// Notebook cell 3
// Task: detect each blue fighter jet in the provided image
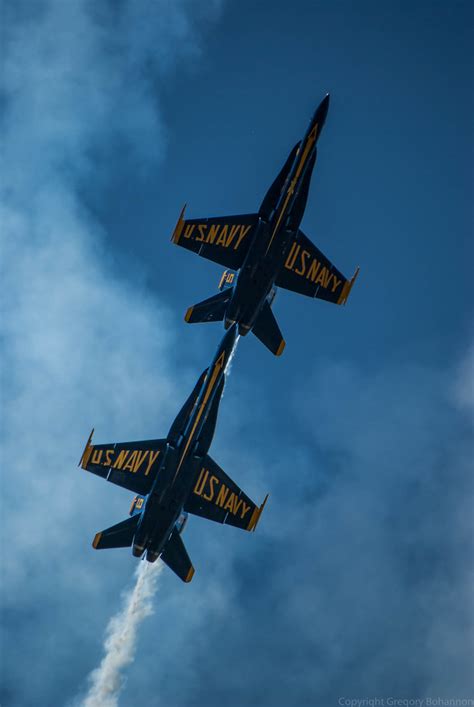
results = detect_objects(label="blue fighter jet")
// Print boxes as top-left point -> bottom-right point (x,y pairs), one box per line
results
171,94 -> 359,356
79,325 -> 267,582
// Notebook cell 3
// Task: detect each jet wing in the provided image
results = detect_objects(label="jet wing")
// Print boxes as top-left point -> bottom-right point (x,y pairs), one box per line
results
78,430 -> 167,496
184,454 -> 268,532
275,229 -> 359,305
171,207 -> 259,270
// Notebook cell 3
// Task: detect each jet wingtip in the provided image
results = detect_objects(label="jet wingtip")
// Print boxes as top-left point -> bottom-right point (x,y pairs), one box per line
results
275,339 -> 286,357
78,428 -> 94,468
92,532 -> 102,549
185,566 -> 195,583
255,493 -> 269,531
337,266 -> 360,306
248,493 -> 269,532
171,204 -> 187,244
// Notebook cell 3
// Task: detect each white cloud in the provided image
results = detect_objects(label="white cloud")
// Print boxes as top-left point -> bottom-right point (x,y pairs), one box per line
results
452,343 -> 474,415
2,1 -> 472,705
0,2 -> 222,705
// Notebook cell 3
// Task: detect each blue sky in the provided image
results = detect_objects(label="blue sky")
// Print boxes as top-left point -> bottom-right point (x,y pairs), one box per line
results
1,1 -> 473,706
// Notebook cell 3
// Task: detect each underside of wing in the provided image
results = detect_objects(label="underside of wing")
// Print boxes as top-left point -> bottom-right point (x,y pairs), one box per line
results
78,430 -> 167,496
276,229 -> 359,305
171,206 -> 259,270
184,454 -> 267,532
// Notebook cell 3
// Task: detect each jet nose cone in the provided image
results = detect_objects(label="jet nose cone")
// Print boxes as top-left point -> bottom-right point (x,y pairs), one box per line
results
316,93 -> 330,121
309,93 -> 330,139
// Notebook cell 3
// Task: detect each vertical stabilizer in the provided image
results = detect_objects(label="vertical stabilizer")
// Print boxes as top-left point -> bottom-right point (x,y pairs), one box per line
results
160,530 -> 195,583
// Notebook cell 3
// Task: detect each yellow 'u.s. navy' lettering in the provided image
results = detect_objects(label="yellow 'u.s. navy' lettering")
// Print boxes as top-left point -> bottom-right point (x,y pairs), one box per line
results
284,242 -> 342,294
133,450 -> 148,473
193,468 -> 208,497
144,450 -> 160,475
193,466 -> 252,520
216,483 -> 229,507
87,447 -> 161,475
91,448 -> 103,465
203,474 -> 218,502
112,449 -> 129,469
104,448 -> 114,466
183,222 -> 252,250
123,450 -> 138,472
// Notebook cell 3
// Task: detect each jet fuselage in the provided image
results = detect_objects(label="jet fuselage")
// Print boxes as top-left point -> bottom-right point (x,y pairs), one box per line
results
132,324 -> 237,561
225,95 -> 329,333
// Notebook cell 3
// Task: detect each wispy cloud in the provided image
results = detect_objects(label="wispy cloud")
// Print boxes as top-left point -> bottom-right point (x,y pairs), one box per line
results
1,2 -> 221,705
2,2 -> 472,706
173,355 -> 474,706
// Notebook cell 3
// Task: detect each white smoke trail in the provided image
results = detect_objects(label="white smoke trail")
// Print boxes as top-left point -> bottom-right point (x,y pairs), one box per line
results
224,334 -> 241,377
79,331 -> 240,706
81,560 -> 164,707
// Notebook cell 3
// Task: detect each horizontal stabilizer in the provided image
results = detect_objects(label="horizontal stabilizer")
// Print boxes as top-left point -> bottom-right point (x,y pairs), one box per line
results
185,289 -> 231,325
161,530 -> 194,583
252,300 -> 285,356
92,514 -> 139,550
185,454 -> 267,532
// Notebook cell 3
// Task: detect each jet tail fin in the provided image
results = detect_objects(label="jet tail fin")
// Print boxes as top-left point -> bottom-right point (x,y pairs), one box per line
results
92,514 -> 139,550
184,288 -> 231,324
252,300 -> 285,356
161,529 -> 195,583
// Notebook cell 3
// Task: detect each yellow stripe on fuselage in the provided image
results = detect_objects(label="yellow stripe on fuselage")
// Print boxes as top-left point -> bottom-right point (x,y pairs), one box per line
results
171,351 -> 226,483
264,123 -> 319,256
